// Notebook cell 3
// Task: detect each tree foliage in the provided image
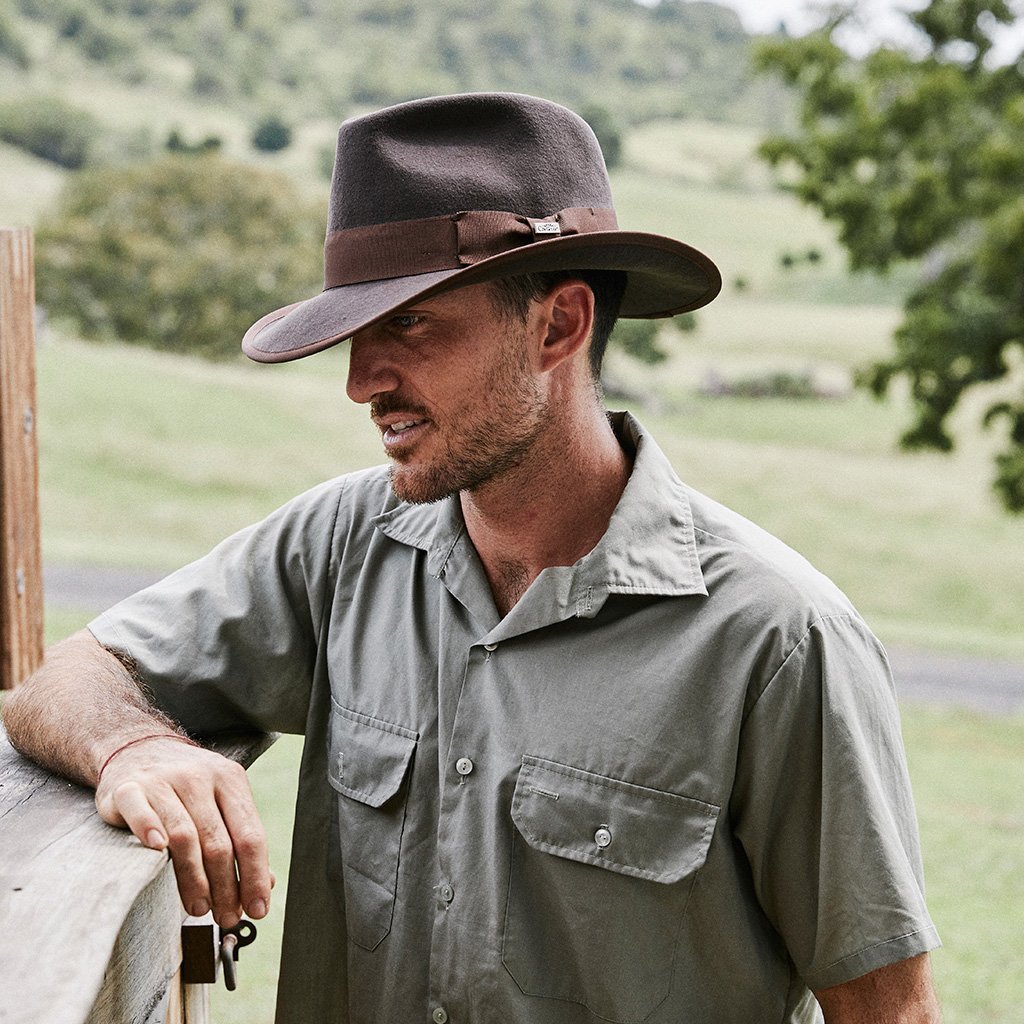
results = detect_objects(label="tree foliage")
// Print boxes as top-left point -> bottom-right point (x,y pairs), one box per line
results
35,155 -> 323,359
755,0 -> 1024,511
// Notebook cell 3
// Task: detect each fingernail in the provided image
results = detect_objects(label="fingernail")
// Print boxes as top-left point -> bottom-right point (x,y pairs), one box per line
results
145,829 -> 167,850
249,898 -> 268,918
191,899 -> 210,917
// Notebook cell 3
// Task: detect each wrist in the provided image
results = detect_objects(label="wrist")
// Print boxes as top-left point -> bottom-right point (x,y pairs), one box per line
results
97,732 -> 198,785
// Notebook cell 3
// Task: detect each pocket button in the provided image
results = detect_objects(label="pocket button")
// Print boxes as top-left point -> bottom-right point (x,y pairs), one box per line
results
594,825 -> 612,849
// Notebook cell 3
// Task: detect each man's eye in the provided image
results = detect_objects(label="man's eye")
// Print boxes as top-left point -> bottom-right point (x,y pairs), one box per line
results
393,314 -> 421,329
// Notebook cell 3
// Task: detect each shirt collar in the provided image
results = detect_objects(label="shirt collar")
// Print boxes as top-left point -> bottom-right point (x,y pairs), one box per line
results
371,412 -> 707,624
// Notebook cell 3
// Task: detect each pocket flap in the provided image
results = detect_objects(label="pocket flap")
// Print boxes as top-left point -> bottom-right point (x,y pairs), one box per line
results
328,702 -> 418,807
511,756 -> 719,884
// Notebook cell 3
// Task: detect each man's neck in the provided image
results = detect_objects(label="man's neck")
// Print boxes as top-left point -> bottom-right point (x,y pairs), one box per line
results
460,406 -> 632,617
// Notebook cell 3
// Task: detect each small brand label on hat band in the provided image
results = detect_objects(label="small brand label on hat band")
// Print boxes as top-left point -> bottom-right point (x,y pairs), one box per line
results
532,221 -> 561,236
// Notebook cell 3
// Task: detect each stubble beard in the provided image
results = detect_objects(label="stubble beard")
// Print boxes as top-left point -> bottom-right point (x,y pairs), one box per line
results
387,342 -> 548,506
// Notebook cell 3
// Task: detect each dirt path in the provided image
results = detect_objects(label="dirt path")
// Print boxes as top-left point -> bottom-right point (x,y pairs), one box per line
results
43,564 -> 1024,715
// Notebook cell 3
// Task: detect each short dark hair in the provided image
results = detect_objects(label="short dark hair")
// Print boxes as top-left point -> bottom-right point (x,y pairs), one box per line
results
489,269 -> 627,380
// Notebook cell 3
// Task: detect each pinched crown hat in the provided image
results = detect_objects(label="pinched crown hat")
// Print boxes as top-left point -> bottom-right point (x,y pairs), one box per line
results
242,92 -> 722,363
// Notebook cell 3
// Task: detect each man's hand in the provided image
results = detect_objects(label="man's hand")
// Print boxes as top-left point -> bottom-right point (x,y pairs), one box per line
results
4,629 -> 274,929
95,735 -> 273,928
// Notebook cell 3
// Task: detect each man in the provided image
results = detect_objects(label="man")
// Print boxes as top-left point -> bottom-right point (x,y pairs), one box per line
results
6,93 -> 941,1023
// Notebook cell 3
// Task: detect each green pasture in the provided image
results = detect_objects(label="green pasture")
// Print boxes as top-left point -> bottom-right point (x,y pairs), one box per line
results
14,116 -> 1024,1020
36,321 -> 1024,660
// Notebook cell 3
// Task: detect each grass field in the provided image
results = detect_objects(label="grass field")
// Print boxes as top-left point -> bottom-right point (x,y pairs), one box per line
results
15,116 -> 1024,1020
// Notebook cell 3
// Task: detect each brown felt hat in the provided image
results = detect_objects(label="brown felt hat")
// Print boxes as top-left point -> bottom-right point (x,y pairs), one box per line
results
242,92 -> 722,363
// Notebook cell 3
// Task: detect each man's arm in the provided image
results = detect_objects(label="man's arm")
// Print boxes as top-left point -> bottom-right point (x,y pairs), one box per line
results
815,953 -> 942,1023
3,629 -> 272,928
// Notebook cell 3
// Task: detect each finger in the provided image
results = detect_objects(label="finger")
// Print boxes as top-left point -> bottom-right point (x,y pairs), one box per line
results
189,794 -> 245,929
96,779 -> 170,852
147,787 -> 217,919
215,763 -> 272,920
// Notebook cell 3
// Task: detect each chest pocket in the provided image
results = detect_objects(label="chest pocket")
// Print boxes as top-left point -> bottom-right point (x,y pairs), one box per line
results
327,701 -> 418,951
503,756 -> 719,1024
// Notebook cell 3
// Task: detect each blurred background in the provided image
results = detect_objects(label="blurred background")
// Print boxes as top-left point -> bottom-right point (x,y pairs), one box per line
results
1,0 -> 1021,1019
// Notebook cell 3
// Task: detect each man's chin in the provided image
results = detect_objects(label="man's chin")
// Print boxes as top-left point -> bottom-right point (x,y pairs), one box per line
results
388,464 -> 456,505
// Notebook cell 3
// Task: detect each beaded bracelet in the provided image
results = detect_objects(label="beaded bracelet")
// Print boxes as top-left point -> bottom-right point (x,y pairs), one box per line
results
97,733 -> 198,784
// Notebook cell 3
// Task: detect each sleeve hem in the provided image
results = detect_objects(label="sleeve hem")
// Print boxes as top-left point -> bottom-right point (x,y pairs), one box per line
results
804,924 -> 942,991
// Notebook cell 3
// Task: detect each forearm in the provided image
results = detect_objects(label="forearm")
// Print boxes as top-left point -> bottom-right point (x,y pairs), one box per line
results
4,628 -> 182,787
5,628 -> 272,927
815,953 -> 942,1023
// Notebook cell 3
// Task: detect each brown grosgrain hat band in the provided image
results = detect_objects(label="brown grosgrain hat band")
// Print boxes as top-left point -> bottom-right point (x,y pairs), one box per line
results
324,207 -> 619,287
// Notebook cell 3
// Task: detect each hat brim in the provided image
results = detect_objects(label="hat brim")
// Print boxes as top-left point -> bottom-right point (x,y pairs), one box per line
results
241,231 -> 721,364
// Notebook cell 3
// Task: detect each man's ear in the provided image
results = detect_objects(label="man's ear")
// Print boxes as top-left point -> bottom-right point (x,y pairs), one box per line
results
534,280 -> 595,373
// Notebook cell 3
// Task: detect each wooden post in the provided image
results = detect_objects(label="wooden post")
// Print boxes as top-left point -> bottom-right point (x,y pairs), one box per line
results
0,226 -> 44,689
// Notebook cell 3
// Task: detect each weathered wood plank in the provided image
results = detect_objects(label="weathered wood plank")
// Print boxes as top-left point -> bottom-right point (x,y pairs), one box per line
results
0,227 -> 44,690
0,728 -> 275,1024
85,867 -> 183,1024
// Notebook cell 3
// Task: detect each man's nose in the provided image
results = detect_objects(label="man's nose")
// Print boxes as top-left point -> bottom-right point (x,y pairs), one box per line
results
346,332 -> 400,404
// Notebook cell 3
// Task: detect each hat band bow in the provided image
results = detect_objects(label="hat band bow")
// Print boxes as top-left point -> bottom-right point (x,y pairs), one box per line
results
323,207 -> 618,288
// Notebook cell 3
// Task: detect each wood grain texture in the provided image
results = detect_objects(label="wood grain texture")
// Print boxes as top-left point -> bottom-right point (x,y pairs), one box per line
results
0,728 -> 274,1023
0,227 -> 44,690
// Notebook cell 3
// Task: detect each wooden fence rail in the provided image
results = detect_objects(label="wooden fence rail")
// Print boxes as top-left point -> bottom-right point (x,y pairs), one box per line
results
0,727 -> 276,1023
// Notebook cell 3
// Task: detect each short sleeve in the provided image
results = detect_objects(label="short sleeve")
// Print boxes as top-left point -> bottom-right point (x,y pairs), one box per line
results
729,614 -> 941,991
88,476 -> 348,737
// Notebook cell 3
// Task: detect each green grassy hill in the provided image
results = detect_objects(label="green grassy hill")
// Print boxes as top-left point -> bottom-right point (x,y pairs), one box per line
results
0,0 -> 782,141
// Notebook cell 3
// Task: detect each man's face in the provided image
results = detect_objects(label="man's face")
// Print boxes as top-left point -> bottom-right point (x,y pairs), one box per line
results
345,282 -> 548,504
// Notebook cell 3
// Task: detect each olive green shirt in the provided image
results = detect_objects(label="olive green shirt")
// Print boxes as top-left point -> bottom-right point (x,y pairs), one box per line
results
91,413 -> 939,1024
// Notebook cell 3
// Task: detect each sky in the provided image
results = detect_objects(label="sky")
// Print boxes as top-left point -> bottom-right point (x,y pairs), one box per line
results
712,0 -> 1024,62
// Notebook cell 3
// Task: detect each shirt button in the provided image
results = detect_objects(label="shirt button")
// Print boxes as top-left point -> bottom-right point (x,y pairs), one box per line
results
455,757 -> 474,776
440,883 -> 455,904
483,642 -> 498,652
432,1008 -> 449,1023
594,825 -> 612,849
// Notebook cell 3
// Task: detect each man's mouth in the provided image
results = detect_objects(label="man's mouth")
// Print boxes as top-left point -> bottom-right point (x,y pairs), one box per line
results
371,399 -> 432,450
383,418 -> 427,442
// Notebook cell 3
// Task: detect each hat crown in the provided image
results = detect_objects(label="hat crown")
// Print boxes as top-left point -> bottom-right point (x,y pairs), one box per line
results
328,93 -> 614,231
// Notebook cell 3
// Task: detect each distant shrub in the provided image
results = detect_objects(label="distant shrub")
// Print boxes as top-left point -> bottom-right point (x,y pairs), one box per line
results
252,115 -> 292,153
780,249 -> 825,270
0,96 -> 99,168
700,370 -> 841,400
611,318 -> 665,365
609,313 -> 695,365
579,104 -> 623,170
166,128 -> 222,154
36,155 -> 325,359
57,6 -> 135,61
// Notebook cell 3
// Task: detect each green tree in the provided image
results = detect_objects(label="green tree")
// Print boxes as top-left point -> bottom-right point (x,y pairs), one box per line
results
755,0 -> 1024,511
36,155 -> 323,359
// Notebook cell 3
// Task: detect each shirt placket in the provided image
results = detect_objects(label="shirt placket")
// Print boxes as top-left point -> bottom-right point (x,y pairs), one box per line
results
425,555 -> 580,1022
